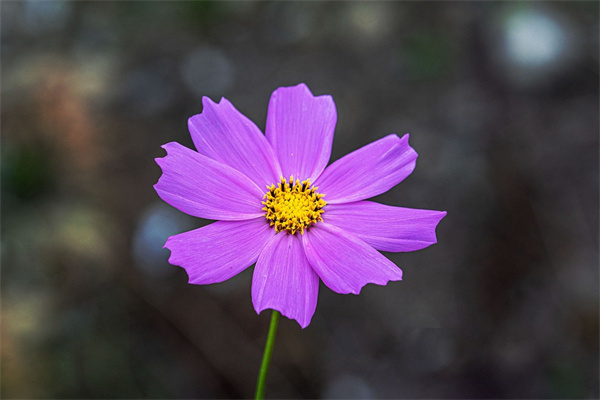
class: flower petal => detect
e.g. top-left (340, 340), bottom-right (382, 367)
top-left (252, 233), bottom-right (319, 329)
top-left (314, 134), bottom-right (417, 204)
top-left (265, 83), bottom-right (337, 181)
top-left (165, 218), bottom-right (274, 284)
top-left (324, 201), bottom-right (447, 252)
top-left (154, 142), bottom-right (264, 220)
top-left (302, 223), bottom-right (402, 295)
top-left (188, 97), bottom-right (282, 189)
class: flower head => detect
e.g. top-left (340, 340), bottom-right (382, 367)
top-left (154, 83), bottom-right (446, 328)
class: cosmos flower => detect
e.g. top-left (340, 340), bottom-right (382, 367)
top-left (154, 83), bottom-right (446, 328)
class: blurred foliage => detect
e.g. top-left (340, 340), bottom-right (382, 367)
top-left (403, 32), bottom-right (454, 80)
top-left (2, 144), bottom-right (55, 201)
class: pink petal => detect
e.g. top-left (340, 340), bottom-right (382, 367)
top-left (302, 223), bottom-right (402, 295)
top-left (324, 201), bottom-right (447, 252)
top-left (314, 134), bottom-right (417, 204)
top-left (189, 97), bottom-right (282, 189)
top-left (265, 83), bottom-right (337, 181)
top-left (154, 142), bottom-right (264, 221)
top-left (252, 233), bottom-right (319, 329)
top-left (165, 218), bottom-right (274, 284)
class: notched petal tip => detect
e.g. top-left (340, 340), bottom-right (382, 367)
top-left (192, 96), bottom-right (232, 119)
top-left (430, 210), bottom-right (448, 244)
top-left (192, 96), bottom-right (229, 117)
top-left (292, 83), bottom-right (331, 101)
top-left (272, 82), bottom-right (334, 102)
top-left (159, 141), bottom-right (186, 154)
top-left (351, 269), bottom-right (403, 295)
top-left (394, 133), bottom-right (417, 154)
top-left (413, 210), bottom-right (447, 249)
top-left (434, 211), bottom-right (448, 224)
top-left (201, 95), bottom-right (216, 107)
top-left (383, 133), bottom-right (410, 149)
top-left (336, 274), bottom-right (403, 296)
top-left (162, 237), bottom-right (193, 280)
top-left (397, 132), bottom-right (413, 147)
top-left (431, 209), bottom-right (448, 222)
top-left (284, 82), bottom-right (311, 93)
top-left (153, 148), bottom-right (172, 188)
top-left (154, 142), bottom-right (185, 184)
top-left (163, 234), bottom-right (175, 250)
top-left (187, 114), bottom-right (199, 129)
top-left (163, 236), bottom-right (180, 264)
top-left (154, 156), bottom-right (167, 171)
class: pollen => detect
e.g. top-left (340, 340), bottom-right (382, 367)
top-left (262, 176), bottom-right (326, 235)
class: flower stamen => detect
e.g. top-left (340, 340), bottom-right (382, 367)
top-left (262, 176), bottom-right (326, 235)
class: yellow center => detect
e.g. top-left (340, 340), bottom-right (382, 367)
top-left (262, 176), bottom-right (326, 235)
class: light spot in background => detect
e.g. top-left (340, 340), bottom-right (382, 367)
top-left (34, 62), bottom-right (102, 172)
top-left (3, 292), bottom-right (52, 340)
top-left (53, 205), bottom-right (113, 262)
top-left (322, 374), bottom-right (374, 399)
top-left (1, 291), bottom-right (54, 398)
top-left (505, 10), bottom-right (566, 68)
top-left (347, 2), bottom-right (394, 41)
top-left (23, 0), bottom-right (72, 35)
top-left (492, 7), bottom-right (579, 88)
top-left (180, 46), bottom-right (235, 97)
top-left (403, 31), bottom-right (453, 80)
top-left (132, 203), bottom-right (195, 278)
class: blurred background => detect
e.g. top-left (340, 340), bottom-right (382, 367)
top-left (1, 1), bottom-right (598, 398)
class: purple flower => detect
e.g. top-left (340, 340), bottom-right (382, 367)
top-left (155, 83), bottom-right (446, 328)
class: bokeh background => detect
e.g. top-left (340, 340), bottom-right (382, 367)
top-left (1, 1), bottom-right (598, 398)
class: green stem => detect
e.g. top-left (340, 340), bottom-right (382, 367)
top-left (255, 310), bottom-right (281, 400)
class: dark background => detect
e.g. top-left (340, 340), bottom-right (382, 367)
top-left (1, 1), bottom-right (598, 398)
